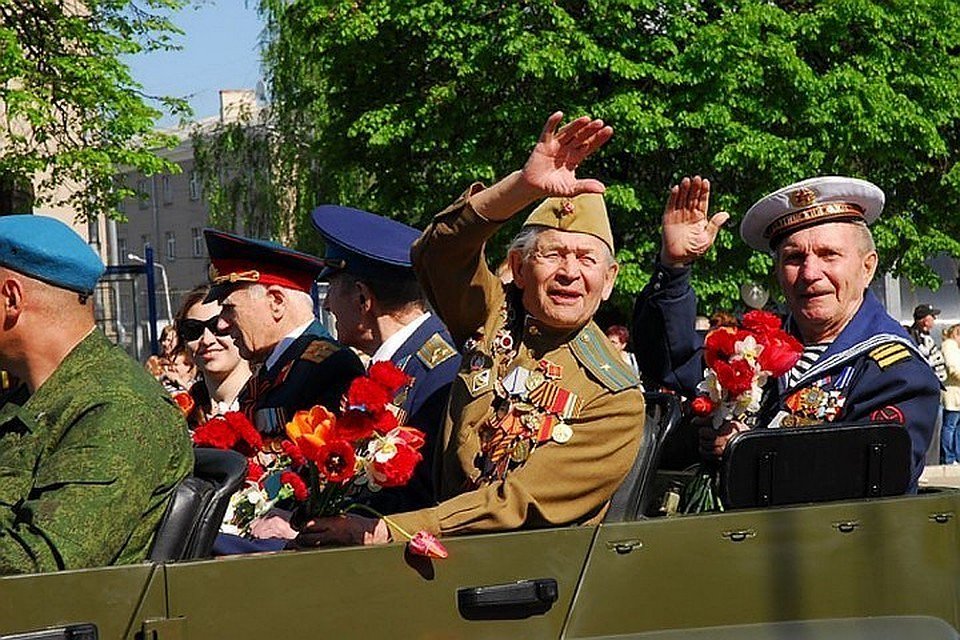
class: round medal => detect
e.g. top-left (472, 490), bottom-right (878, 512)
top-left (551, 422), bottom-right (573, 443)
top-left (526, 370), bottom-right (545, 391)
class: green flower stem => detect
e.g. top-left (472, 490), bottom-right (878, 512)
top-left (345, 503), bottom-right (414, 541)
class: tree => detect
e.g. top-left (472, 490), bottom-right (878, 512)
top-left (0, 0), bottom-right (189, 220)
top-left (254, 0), bottom-right (960, 311)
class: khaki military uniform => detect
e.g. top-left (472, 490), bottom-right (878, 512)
top-left (0, 329), bottom-right (192, 574)
top-left (387, 187), bottom-right (645, 537)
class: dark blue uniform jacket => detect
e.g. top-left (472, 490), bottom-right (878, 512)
top-left (633, 263), bottom-right (939, 490)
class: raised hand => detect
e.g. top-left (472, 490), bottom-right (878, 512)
top-left (660, 176), bottom-right (730, 267)
top-left (519, 111), bottom-right (613, 197)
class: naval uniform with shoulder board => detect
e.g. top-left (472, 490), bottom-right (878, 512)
top-left (384, 186), bottom-right (645, 537)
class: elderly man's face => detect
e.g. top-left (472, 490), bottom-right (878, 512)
top-left (511, 229), bottom-right (618, 331)
top-left (216, 285), bottom-right (277, 362)
top-left (918, 314), bottom-right (937, 332)
top-left (322, 273), bottom-right (372, 351)
top-left (776, 223), bottom-right (878, 343)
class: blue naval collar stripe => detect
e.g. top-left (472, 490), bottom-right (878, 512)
top-left (784, 332), bottom-right (921, 392)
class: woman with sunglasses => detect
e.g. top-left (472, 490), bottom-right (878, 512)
top-left (175, 284), bottom-right (252, 429)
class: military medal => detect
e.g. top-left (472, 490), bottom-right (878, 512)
top-left (538, 359), bottom-right (563, 379)
top-left (551, 422), bottom-right (573, 443)
top-left (510, 440), bottom-right (531, 463)
top-left (525, 370), bottom-right (545, 391)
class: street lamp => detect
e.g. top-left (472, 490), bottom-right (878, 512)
top-left (128, 252), bottom-right (173, 324)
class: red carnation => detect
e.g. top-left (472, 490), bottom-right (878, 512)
top-left (317, 440), bottom-right (357, 484)
top-left (396, 426), bottom-right (426, 450)
top-left (690, 396), bottom-right (716, 417)
top-left (281, 439), bottom-right (306, 467)
top-left (346, 377), bottom-right (392, 413)
top-left (337, 410), bottom-right (377, 441)
top-left (172, 391), bottom-right (195, 416)
top-left (192, 417), bottom-right (236, 450)
top-left (374, 442), bottom-right (422, 488)
top-left (741, 310), bottom-right (782, 336)
top-left (246, 461), bottom-right (265, 483)
top-left (714, 358), bottom-right (756, 397)
top-left (372, 409), bottom-right (398, 435)
top-left (756, 330), bottom-right (804, 377)
top-left (223, 412), bottom-right (262, 457)
top-left (367, 361), bottom-right (411, 395)
top-left (280, 471), bottom-right (310, 501)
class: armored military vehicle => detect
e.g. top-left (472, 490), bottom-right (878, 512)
top-left (1, 393), bottom-right (957, 639)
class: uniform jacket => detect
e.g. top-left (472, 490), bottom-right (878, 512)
top-left (633, 262), bottom-right (939, 489)
top-left (385, 187), bottom-right (645, 537)
top-left (366, 313), bottom-right (460, 514)
top-left (239, 320), bottom-right (365, 436)
top-left (0, 329), bottom-right (192, 574)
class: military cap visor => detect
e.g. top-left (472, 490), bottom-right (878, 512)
top-left (0, 214), bottom-right (104, 295)
top-left (202, 229), bottom-right (328, 302)
top-left (741, 176), bottom-right (884, 251)
top-left (311, 205), bottom-right (420, 281)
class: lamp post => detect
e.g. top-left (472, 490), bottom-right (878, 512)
top-left (128, 252), bottom-right (173, 324)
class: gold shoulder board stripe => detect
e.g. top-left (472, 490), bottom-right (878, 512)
top-left (869, 343), bottom-right (904, 361)
top-left (876, 351), bottom-right (911, 369)
top-left (417, 333), bottom-right (457, 369)
top-left (869, 343), bottom-right (911, 370)
top-left (301, 339), bottom-right (338, 364)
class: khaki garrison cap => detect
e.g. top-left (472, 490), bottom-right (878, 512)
top-left (740, 176), bottom-right (884, 251)
top-left (523, 194), bottom-right (615, 253)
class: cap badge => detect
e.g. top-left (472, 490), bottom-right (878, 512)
top-left (558, 199), bottom-right (575, 218)
top-left (789, 187), bottom-right (818, 208)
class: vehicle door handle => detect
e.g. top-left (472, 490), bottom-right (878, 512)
top-left (0, 623), bottom-right (98, 640)
top-left (457, 578), bottom-right (558, 620)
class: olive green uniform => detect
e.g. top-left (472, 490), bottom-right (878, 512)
top-left (387, 188), bottom-right (645, 537)
top-left (0, 329), bottom-right (192, 574)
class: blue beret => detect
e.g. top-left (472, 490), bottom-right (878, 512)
top-left (310, 205), bottom-right (421, 280)
top-left (0, 215), bottom-right (104, 295)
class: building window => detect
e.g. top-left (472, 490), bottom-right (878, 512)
top-left (137, 178), bottom-right (150, 210)
top-left (118, 237), bottom-right (127, 264)
top-left (189, 170), bottom-right (201, 201)
top-left (165, 231), bottom-right (176, 262)
top-left (191, 227), bottom-right (203, 257)
top-left (162, 175), bottom-right (173, 205)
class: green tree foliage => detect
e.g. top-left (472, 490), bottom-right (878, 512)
top-left (254, 0), bottom-right (960, 311)
top-left (0, 0), bottom-right (188, 220)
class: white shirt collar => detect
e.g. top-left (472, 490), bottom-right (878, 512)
top-left (371, 312), bottom-right (431, 364)
top-left (264, 319), bottom-right (314, 372)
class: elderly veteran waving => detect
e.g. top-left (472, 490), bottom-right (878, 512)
top-left (633, 176), bottom-right (939, 489)
top-left (299, 112), bottom-right (645, 546)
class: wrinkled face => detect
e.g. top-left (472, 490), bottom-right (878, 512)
top-left (776, 223), bottom-right (878, 343)
top-left (183, 300), bottom-right (245, 378)
top-left (322, 273), bottom-right (370, 350)
top-left (918, 314), bottom-right (936, 332)
top-left (511, 229), bottom-right (618, 331)
top-left (216, 286), bottom-right (276, 362)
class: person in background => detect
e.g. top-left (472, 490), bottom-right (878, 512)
top-left (940, 324), bottom-right (960, 464)
top-left (605, 324), bottom-right (639, 376)
top-left (175, 284), bottom-right (252, 429)
top-left (709, 310), bottom-right (738, 329)
top-left (313, 205), bottom-right (460, 513)
top-left (0, 215), bottom-right (191, 574)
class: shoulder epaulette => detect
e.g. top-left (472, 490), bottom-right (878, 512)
top-left (416, 333), bottom-right (458, 370)
top-left (570, 323), bottom-right (639, 392)
top-left (301, 339), bottom-right (338, 365)
top-left (869, 342), bottom-right (912, 370)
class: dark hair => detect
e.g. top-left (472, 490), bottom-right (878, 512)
top-left (710, 311), bottom-right (738, 329)
top-left (340, 270), bottom-right (424, 313)
top-left (605, 324), bottom-right (629, 343)
top-left (174, 284), bottom-right (213, 342)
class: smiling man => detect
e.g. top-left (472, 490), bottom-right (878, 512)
top-left (299, 112), bottom-right (645, 546)
top-left (633, 176), bottom-right (939, 489)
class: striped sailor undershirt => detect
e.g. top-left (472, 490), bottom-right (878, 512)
top-left (783, 342), bottom-right (830, 388)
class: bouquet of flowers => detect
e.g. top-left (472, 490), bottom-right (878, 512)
top-left (682, 310), bottom-right (803, 513)
top-left (193, 361), bottom-right (445, 557)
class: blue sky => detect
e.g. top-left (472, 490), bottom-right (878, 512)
top-left (125, 2), bottom-right (265, 128)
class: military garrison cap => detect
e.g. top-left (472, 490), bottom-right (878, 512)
top-left (741, 176), bottom-right (884, 251)
top-left (0, 215), bottom-right (104, 295)
top-left (310, 205), bottom-right (421, 281)
top-left (523, 194), bottom-right (615, 252)
top-left (203, 228), bottom-right (328, 302)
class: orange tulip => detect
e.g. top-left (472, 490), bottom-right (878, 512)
top-left (285, 405), bottom-right (337, 459)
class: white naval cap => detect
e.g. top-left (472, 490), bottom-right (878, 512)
top-left (740, 176), bottom-right (885, 251)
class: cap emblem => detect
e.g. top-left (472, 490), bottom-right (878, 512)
top-left (789, 187), bottom-right (818, 208)
top-left (558, 199), bottom-right (575, 218)
top-left (209, 263), bottom-right (261, 285)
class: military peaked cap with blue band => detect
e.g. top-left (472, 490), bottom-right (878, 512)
top-left (203, 228), bottom-right (329, 302)
top-left (0, 215), bottom-right (104, 295)
top-left (310, 205), bottom-right (421, 280)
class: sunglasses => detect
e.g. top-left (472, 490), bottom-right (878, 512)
top-left (179, 316), bottom-right (229, 342)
